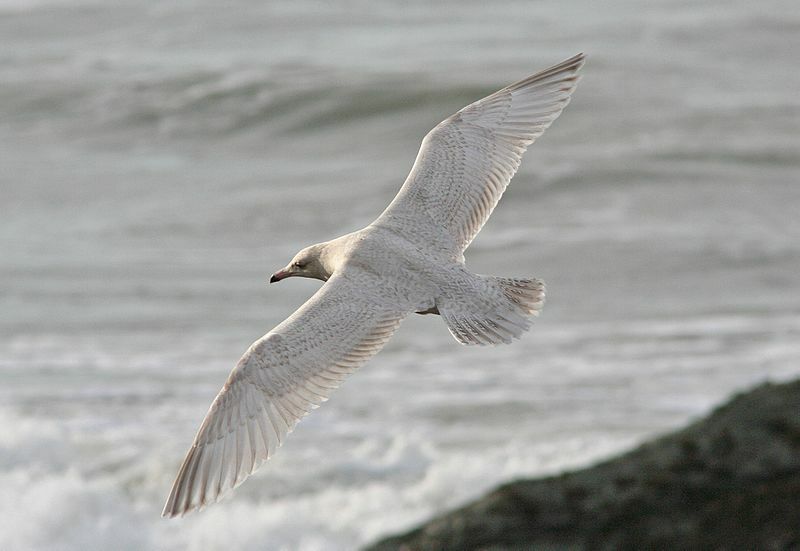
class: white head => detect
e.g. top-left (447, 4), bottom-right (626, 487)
top-left (269, 243), bottom-right (332, 284)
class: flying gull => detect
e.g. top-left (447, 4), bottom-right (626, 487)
top-left (163, 53), bottom-right (585, 517)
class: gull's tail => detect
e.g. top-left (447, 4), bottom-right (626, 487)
top-left (438, 275), bottom-right (545, 345)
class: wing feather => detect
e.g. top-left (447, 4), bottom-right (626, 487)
top-left (377, 53), bottom-right (584, 252)
top-left (162, 271), bottom-right (406, 517)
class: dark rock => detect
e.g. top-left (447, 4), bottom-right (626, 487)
top-left (365, 380), bottom-right (800, 551)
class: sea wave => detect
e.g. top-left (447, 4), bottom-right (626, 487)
top-left (7, 63), bottom-right (497, 142)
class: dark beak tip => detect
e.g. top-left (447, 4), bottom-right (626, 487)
top-left (269, 274), bottom-right (279, 284)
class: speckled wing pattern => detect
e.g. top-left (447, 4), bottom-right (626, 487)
top-left (380, 53), bottom-right (584, 252)
top-left (163, 55), bottom-right (583, 517)
top-left (162, 271), bottom-right (405, 517)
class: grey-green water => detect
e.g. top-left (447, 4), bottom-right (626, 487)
top-left (1, 1), bottom-right (799, 549)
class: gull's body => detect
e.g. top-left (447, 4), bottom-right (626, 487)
top-left (163, 53), bottom-right (584, 517)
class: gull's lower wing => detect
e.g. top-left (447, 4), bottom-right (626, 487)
top-left (377, 53), bottom-right (584, 253)
top-left (162, 271), bottom-right (406, 517)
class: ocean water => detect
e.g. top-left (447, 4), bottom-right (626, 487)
top-left (2, 0), bottom-right (800, 549)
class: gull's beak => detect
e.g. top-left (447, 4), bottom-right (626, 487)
top-left (269, 269), bottom-right (290, 284)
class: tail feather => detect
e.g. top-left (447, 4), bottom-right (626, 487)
top-left (439, 276), bottom-right (545, 346)
top-left (495, 277), bottom-right (546, 316)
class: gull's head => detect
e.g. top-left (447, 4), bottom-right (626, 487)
top-left (270, 243), bottom-right (329, 284)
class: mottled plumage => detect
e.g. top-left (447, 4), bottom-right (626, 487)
top-left (163, 53), bottom-right (584, 517)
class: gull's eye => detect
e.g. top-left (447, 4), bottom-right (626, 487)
top-left (293, 260), bottom-right (306, 269)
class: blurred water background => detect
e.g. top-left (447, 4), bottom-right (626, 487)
top-left (1, 0), bottom-right (799, 549)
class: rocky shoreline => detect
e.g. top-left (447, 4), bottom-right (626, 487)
top-left (366, 380), bottom-right (800, 550)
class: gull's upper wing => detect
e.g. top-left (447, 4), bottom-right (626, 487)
top-left (377, 53), bottom-right (584, 253)
top-left (162, 270), bottom-right (407, 517)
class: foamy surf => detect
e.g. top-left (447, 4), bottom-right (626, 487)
top-left (2, 0), bottom-right (799, 547)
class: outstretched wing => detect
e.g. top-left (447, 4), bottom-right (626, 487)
top-left (162, 270), bottom-right (406, 517)
top-left (377, 53), bottom-right (584, 253)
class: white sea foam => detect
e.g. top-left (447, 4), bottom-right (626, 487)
top-left (2, 310), bottom-right (799, 549)
top-left (2, 0), bottom-right (800, 548)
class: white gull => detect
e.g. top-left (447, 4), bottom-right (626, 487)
top-left (163, 53), bottom-right (585, 517)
